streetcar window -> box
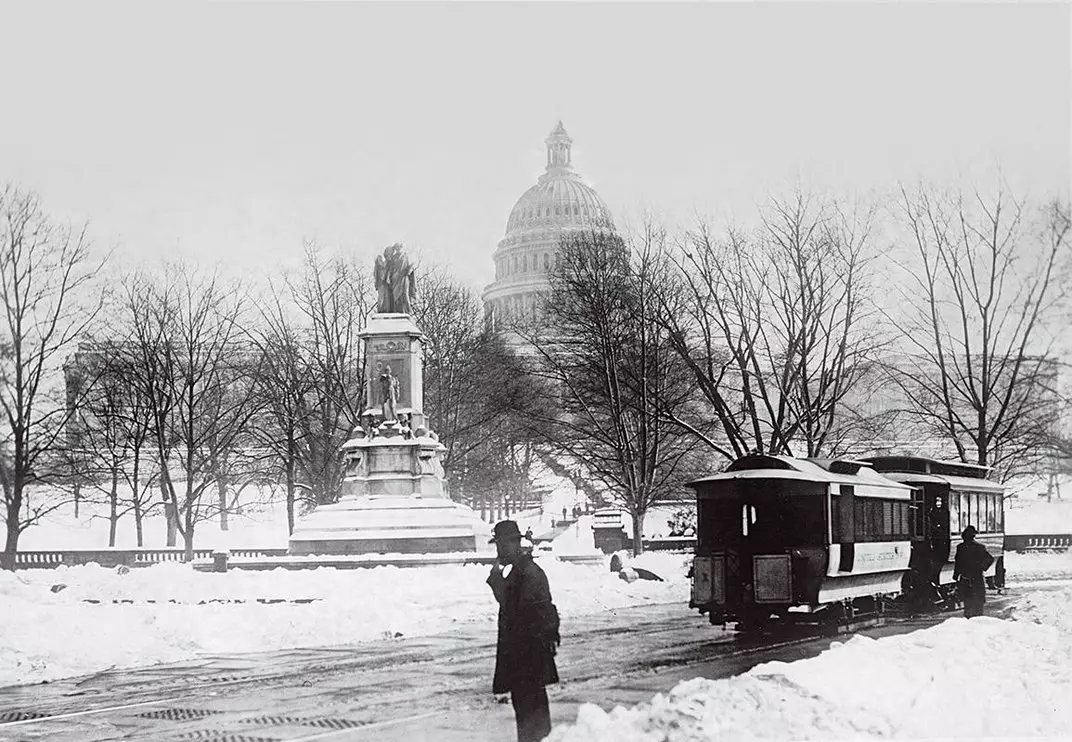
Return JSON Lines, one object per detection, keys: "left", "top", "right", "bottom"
{"left": 950, "top": 494, "right": 962, "bottom": 534}
{"left": 997, "top": 497, "right": 1004, "bottom": 530}
{"left": 784, "top": 497, "right": 826, "bottom": 546}
{"left": 882, "top": 502, "right": 894, "bottom": 535}
{"left": 696, "top": 498, "right": 745, "bottom": 549}
{"left": 833, "top": 486, "right": 855, "bottom": 543}
{"left": 910, "top": 488, "right": 925, "bottom": 538}
{"left": 854, "top": 500, "right": 868, "bottom": 540}
{"left": 854, "top": 500, "right": 884, "bottom": 542}
{"left": 972, "top": 494, "right": 981, "bottom": 532}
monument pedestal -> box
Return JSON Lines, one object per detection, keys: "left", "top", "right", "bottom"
{"left": 288, "top": 494, "right": 488, "bottom": 555}
{"left": 288, "top": 301, "right": 488, "bottom": 557}
{"left": 288, "top": 430, "right": 489, "bottom": 555}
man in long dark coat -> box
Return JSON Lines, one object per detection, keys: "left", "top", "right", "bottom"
{"left": 953, "top": 525, "right": 994, "bottom": 618}
{"left": 487, "top": 520, "right": 560, "bottom": 742}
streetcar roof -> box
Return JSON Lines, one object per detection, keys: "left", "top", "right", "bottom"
{"left": 688, "top": 454, "right": 913, "bottom": 493}
{"left": 876, "top": 472, "right": 1005, "bottom": 495}
{"left": 861, "top": 455, "right": 993, "bottom": 478}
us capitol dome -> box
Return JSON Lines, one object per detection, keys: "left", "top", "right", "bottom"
{"left": 483, "top": 121, "right": 616, "bottom": 327}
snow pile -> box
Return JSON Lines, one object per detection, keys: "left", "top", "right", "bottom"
{"left": 0, "top": 555, "right": 688, "bottom": 687}
{"left": 1004, "top": 549, "right": 1072, "bottom": 582}
{"left": 548, "top": 591, "right": 1072, "bottom": 741}
{"left": 1007, "top": 583, "right": 1072, "bottom": 634}
{"left": 551, "top": 515, "right": 602, "bottom": 555}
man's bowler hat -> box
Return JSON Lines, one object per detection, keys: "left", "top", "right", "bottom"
{"left": 962, "top": 525, "right": 978, "bottom": 539}
{"left": 490, "top": 520, "right": 523, "bottom": 544}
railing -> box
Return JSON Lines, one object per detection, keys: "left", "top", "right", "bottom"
{"left": 12, "top": 548, "right": 289, "bottom": 569}
{"left": 643, "top": 537, "right": 697, "bottom": 552}
{"left": 1004, "top": 534, "right": 1072, "bottom": 552}
{"left": 16, "top": 535, "right": 1063, "bottom": 568}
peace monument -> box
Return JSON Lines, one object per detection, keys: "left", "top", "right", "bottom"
{"left": 288, "top": 244, "right": 488, "bottom": 555}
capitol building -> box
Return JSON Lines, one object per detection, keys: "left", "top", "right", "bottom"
{"left": 482, "top": 122, "right": 617, "bottom": 328}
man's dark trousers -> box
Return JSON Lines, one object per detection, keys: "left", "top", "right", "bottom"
{"left": 510, "top": 685, "right": 551, "bottom": 742}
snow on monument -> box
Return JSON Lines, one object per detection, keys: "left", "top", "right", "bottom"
{"left": 288, "top": 244, "right": 489, "bottom": 555}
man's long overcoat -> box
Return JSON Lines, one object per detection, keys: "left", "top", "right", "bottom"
{"left": 487, "top": 554, "right": 560, "bottom": 694}
{"left": 954, "top": 540, "right": 994, "bottom": 604}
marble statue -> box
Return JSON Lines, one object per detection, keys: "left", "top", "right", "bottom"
{"left": 373, "top": 243, "right": 417, "bottom": 314}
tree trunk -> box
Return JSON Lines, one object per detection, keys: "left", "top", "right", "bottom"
{"left": 74, "top": 482, "right": 81, "bottom": 519}
{"left": 134, "top": 499, "right": 144, "bottom": 547}
{"left": 184, "top": 525, "right": 195, "bottom": 562}
{"left": 217, "top": 478, "right": 229, "bottom": 532}
{"left": 285, "top": 456, "right": 298, "bottom": 536}
{"left": 2, "top": 501, "right": 19, "bottom": 570}
{"left": 108, "top": 472, "right": 119, "bottom": 547}
{"left": 160, "top": 475, "right": 178, "bottom": 547}
{"left": 631, "top": 509, "right": 645, "bottom": 556}
{"left": 165, "top": 502, "right": 178, "bottom": 547}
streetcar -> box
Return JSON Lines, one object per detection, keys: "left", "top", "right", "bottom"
{"left": 688, "top": 454, "right": 1006, "bottom": 630}
{"left": 862, "top": 456, "right": 1005, "bottom": 607}
{"left": 689, "top": 455, "right": 915, "bottom": 630}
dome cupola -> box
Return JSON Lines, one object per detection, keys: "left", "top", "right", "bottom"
{"left": 483, "top": 122, "right": 616, "bottom": 330}
{"left": 503, "top": 121, "right": 615, "bottom": 237}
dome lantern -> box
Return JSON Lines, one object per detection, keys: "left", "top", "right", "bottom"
{"left": 545, "top": 120, "right": 573, "bottom": 170}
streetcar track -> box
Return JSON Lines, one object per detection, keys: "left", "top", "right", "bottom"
{"left": 0, "top": 592, "right": 1020, "bottom": 740}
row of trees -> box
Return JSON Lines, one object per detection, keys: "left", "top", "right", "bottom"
{"left": 0, "top": 182, "right": 538, "bottom": 565}
{"left": 511, "top": 186, "right": 1071, "bottom": 552}
{"left": 1, "top": 181, "right": 1069, "bottom": 563}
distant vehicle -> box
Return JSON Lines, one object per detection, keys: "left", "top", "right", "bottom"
{"left": 688, "top": 455, "right": 1005, "bottom": 631}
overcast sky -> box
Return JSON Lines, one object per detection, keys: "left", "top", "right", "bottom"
{"left": 0, "top": 1, "right": 1068, "bottom": 293}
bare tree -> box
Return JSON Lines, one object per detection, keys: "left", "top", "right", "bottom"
{"left": 121, "top": 264, "right": 259, "bottom": 560}
{"left": 519, "top": 228, "right": 698, "bottom": 554}
{"left": 412, "top": 266, "right": 547, "bottom": 508}
{"left": 287, "top": 247, "right": 369, "bottom": 506}
{"left": 63, "top": 341, "right": 158, "bottom": 546}
{"left": 887, "top": 185, "right": 1070, "bottom": 479}
{"left": 249, "top": 286, "right": 316, "bottom": 535}
{"left": 412, "top": 267, "right": 483, "bottom": 471}
{"left": 658, "top": 191, "right": 885, "bottom": 460}
{"left": 0, "top": 187, "right": 106, "bottom": 568}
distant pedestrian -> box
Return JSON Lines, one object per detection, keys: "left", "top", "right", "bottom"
{"left": 486, "top": 520, "right": 560, "bottom": 742}
{"left": 953, "top": 525, "right": 994, "bottom": 618}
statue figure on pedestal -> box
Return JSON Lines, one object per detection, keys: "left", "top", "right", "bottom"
{"left": 380, "top": 365, "right": 400, "bottom": 422}
{"left": 373, "top": 243, "right": 418, "bottom": 314}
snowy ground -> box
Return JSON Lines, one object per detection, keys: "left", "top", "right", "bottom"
{"left": 546, "top": 552, "right": 1072, "bottom": 742}
{"left": 0, "top": 552, "right": 689, "bottom": 688}
{"left": 9, "top": 492, "right": 1072, "bottom": 739}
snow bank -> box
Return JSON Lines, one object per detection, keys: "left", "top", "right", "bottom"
{"left": 548, "top": 584, "right": 1072, "bottom": 741}
{"left": 0, "top": 555, "right": 688, "bottom": 688}
{"left": 1004, "top": 549, "right": 1072, "bottom": 581}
